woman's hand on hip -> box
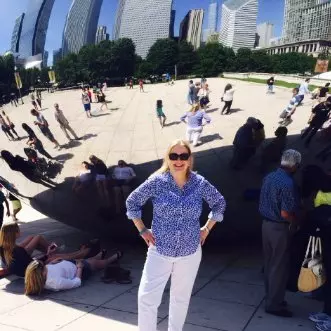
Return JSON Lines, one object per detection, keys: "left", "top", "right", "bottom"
{"left": 200, "top": 228, "right": 209, "bottom": 246}
{"left": 141, "top": 230, "right": 155, "bottom": 247}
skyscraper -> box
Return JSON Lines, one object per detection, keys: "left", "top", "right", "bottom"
{"left": 219, "top": 0, "right": 258, "bottom": 52}
{"left": 257, "top": 22, "right": 274, "bottom": 48}
{"left": 53, "top": 48, "right": 62, "bottom": 65}
{"left": 204, "top": 1, "right": 219, "bottom": 42}
{"left": 180, "top": 9, "right": 204, "bottom": 50}
{"left": 62, "top": 0, "right": 103, "bottom": 56}
{"left": 170, "top": 9, "right": 176, "bottom": 38}
{"left": 96, "top": 26, "right": 109, "bottom": 44}
{"left": 43, "top": 50, "right": 48, "bottom": 67}
{"left": 282, "top": 0, "right": 331, "bottom": 44}
{"left": 114, "top": 0, "right": 173, "bottom": 58}
{"left": 19, "top": 0, "right": 55, "bottom": 58}
{"left": 11, "top": 13, "right": 25, "bottom": 53}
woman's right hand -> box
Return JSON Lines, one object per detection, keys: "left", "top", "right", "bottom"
{"left": 141, "top": 229, "right": 155, "bottom": 247}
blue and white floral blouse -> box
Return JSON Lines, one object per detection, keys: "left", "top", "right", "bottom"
{"left": 126, "top": 171, "right": 226, "bottom": 257}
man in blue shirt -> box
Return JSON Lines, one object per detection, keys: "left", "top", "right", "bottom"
{"left": 259, "top": 149, "right": 301, "bottom": 318}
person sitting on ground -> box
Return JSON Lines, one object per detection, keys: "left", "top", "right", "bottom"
{"left": 24, "top": 250, "right": 122, "bottom": 294}
{"left": 112, "top": 160, "right": 136, "bottom": 214}
{"left": 0, "top": 223, "right": 102, "bottom": 278}
{"left": 231, "top": 117, "right": 258, "bottom": 170}
{"left": 72, "top": 162, "right": 93, "bottom": 194}
{"left": 260, "top": 127, "right": 288, "bottom": 172}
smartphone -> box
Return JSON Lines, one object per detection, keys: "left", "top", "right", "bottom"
{"left": 49, "top": 243, "right": 58, "bottom": 250}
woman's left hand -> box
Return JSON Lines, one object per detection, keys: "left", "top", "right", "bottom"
{"left": 200, "top": 228, "right": 209, "bottom": 246}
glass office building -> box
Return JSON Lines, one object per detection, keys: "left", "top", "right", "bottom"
{"left": 62, "top": 0, "right": 103, "bottom": 56}
{"left": 11, "top": 13, "right": 25, "bottom": 53}
{"left": 19, "top": 0, "right": 55, "bottom": 58}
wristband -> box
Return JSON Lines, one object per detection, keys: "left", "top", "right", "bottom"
{"left": 139, "top": 227, "right": 148, "bottom": 236}
{"left": 203, "top": 226, "right": 210, "bottom": 234}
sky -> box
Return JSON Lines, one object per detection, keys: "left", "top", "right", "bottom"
{"left": 0, "top": 0, "right": 285, "bottom": 65}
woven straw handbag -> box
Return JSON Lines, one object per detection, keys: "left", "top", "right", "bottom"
{"left": 298, "top": 236, "right": 326, "bottom": 293}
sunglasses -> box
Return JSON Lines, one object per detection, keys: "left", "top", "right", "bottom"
{"left": 169, "top": 153, "right": 190, "bottom": 161}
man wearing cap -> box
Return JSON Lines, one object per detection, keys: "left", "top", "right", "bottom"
{"left": 54, "top": 103, "right": 80, "bottom": 142}
{"left": 259, "top": 149, "right": 302, "bottom": 318}
{"left": 301, "top": 96, "right": 331, "bottom": 147}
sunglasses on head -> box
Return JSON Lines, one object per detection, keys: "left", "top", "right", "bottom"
{"left": 169, "top": 153, "right": 190, "bottom": 161}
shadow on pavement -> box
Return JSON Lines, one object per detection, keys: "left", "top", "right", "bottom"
{"left": 164, "top": 121, "right": 181, "bottom": 127}
{"left": 81, "top": 133, "right": 98, "bottom": 140}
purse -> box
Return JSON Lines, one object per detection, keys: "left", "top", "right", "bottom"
{"left": 298, "top": 236, "right": 326, "bottom": 292}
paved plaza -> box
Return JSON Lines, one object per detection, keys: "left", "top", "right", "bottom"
{"left": 0, "top": 204, "right": 322, "bottom": 331}
{"left": 0, "top": 78, "right": 320, "bottom": 240}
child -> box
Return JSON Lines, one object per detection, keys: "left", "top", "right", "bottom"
{"left": 156, "top": 100, "right": 166, "bottom": 128}
{"left": 279, "top": 87, "right": 300, "bottom": 126}
{"left": 139, "top": 79, "right": 144, "bottom": 92}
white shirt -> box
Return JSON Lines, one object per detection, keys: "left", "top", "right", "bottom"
{"left": 45, "top": 261, "right": 81, "bottom": 291}
{"left": 223, "top": 89, "right": 235, "bottom": 102}
{"left": 112, "top": 166, "right": 136, "bottom": 180}
{"left": 299, "top": 82, "right": 310, "bottom": 96}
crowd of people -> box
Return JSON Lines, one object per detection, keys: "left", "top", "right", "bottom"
{"left": 1, "top": 76, "right": 331, "bottom": 331}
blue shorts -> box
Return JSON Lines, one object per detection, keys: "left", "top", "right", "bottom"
{"left": 83, "top": 104, "right": 91, "bottom": 111}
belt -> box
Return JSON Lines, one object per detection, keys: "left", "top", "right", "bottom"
{"left": 263, "top": 218, "right": 290, "bottom": 225}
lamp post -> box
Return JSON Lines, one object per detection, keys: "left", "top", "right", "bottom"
{"left": 14, "top": 66, "right": 24, "bottom": 104}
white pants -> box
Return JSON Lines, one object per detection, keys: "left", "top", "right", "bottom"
{"left": 186, "top": 127, "right": 203, "bottom": 146}
{"left": 138, "top": 246, "right": 202, "bottom": 331}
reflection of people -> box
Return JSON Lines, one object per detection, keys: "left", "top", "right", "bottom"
{"left": 89, "top": 155, "right": 110, "bottom": 205}
{"left": 112, "top": 160, "right": 136, "bottom": 214}
{"left": 72, "top": 162, "right": 92, "bottom": 194}
{"left": 180, "top": 104, "right": 211, "bottom": 147}
{"left": 1, "top": 150, "right": 57, "bottom": 189}
{"left": 31, "top": 109, "right": 60, "bottom": 149}
{"left": 25, "top": 251, "right": 121, "bottom": 295}
{"left": 54, "top": 103, "right": 80, "bottom": 142}
{"left": 8, "top": 193, "right": 22, "bottom": 222}
{"left": 22, "top": 123, "right": 53, "bottom": 160}
{"left": 0, "top": 184, "right": 10, "bottom": 228}
{"left": 126, "top": 140, "right": 226, "bottom": 331}
{"left": 259, "top": 149, "right": 301, "bottom": 318}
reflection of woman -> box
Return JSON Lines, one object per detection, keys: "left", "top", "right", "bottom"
{"left": 126, "top": 140, "right": 226, "bottom": 331}
{"left": 180, "top": 104, "right": 211, "bottom": 147}
{"left": 72, "top": 162, "right": 92, "bottom": 194}
{"left": 112, "top": 160, "right": 136, "bottom": 214}
{"left": 89, "top": 155, "right": 110, "bottom": 205}
{"left": 1, "top": 150, "right": 57, "bottom": 189}
{"left": 302, "top": 166, "right": 331, "bottom": 328}
{"left": 221, "top": 84, "right": 235, "bottom": 115}
{"left": 22, "top": 123, "right": 53, "bottom": 159}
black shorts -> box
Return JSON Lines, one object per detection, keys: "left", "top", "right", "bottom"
{"left": 68, "top": 260, "right": 92, "bottom": 280}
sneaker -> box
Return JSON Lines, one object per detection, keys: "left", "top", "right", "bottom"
{"left": 316, "top": 321, "right": 331, "bottom": 331}
{"left": 309, "top": 313, "right": 331, "bottom": 323}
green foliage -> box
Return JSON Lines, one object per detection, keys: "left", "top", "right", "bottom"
{"left": 146, "top": 39, "right": 179, "bottom": 75}
{"left": 177, "top": 41, "right": 198, "bottom": 75}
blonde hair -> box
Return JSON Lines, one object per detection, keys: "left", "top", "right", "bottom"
{"left": 0, "top": 223, "right": 20, "bottom": 266}
{"left": 25, "top": 260, "right": 46, "bottom": 295}
{"left": 154, "top": 139, "right": 193, "bottom": 178}
{"left": 190, "top": 104, "right": 200, "bottom": 112}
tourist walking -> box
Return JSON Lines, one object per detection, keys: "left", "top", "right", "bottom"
{"left": 180, "top": 104, "right": 211, "bottom": 147}
{"left": 266, "top": 76, "right": 275, "bottom": 94}
{"left": 89, "top": 155, "right": 110, "bottom": 206}
{"left": 87, "top": 87, "right": 92, "bottom": 103}
{"left": 126, "top": 139, "right": 226, "bottom": 331}
{"left": 98, "top": 90, "right": 108, "bottom": 111}
{"left": 0, "top": 114, "right": 15, "bottom": 141}
{"left": 0, "top": 184, "right": 10, "bottom": 229}
{"left": 81, "top": 89, "right": 92, "bottom": 118}
{"left": 298, "top": 78, "right": 311, "bottom": 105}
{"left": 139, "top": 80, "right": 144, "bottom": 92}
{"left": 31, "top": 109, "right": 61, "bottom": 149}
{"left": 22, "top": 123, "right": 53, "bottom": 159}
{"left": 198, "top": 84, "right": 210, "bottom": 110}
{"left": 193, "top": 82, "right": 201, "bottom": 103}
{"left": 279, "top": 88, "right": 301, "bottom": 126}
{"left": 30, "top": 92, "right": 39, "bottom": 111}
{"left": 187, "top": 80, "right": 195, "bottom": 105}
{"left": 2, "top": 111, "right": 20, "bottom": 139}
{"left": 54, "top": 103, "right": 80, "bottom": 142}
{"left": 129, "top": 79, "right": 133, "bottom": 89}
{"left": 36, "top": 90, "right": 42, "bottom": 109}
{"left": 156, "top": 100, "right": 166, "bottom": 128}
{"left": 301, "top": 96, "right": 331, "bottom": 147}
{"left": 10, "top": 93, "right": 18, "bottom": 107}
{"left": 221, "top": 84, "right": 235, "bottom": 114}
{"left": 259, "top": 149, "right": 301, "bottom": 318}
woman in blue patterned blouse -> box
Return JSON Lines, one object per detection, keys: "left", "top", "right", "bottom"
{"left": 126, "top": 139, "right": 226, "bottom": 331}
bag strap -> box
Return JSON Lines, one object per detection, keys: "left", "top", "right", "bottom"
{"left": 315, "top": 237, "right": 322, "bottom": 256}
{"left": 304, "top": 236, "right": 313, "bottom": 259}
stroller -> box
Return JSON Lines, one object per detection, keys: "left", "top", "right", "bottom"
{"left": 24, "top": 148, "right": 63, "bottom": 179}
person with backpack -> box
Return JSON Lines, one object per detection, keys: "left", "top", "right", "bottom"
{"left": 267, "top": 76, "right": 275, "bottom": 94}
{"left": 81, "top": 88, "right": 92, "bottom": 118}
{"left": 30, "top": 109, "right": 60, "bottom": 149}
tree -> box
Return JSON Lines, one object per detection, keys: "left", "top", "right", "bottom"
{"left": 177, "top": 41, "right": 198, "bottom": 76}
{"left": 235, "top": 48, "right": 253, "bottom": 72}
{"left": 55, "top": 53, "right": 82, "bottom": 84}
{"left": 146, "top": 39, "right": 179, "bottom": 75}
{"left": 251, "top": 50, "right": 272, "bottom": 73}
